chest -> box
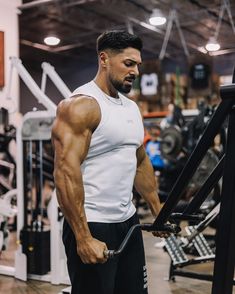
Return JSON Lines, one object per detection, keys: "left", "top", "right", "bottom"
{"left": 90, "top": 103, "right": 144, "bottom": 152}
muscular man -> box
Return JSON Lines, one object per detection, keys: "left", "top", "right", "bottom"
{"left": 52, "top": 30, "right": 163, "bottom": 294}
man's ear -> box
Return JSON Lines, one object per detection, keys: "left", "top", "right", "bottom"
{"left": 100, "top": 52, "right": 108, "bottom": 67}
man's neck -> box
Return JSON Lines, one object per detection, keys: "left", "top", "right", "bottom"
{"left": 93, "top": 75, "right": 118, "bottom": 98}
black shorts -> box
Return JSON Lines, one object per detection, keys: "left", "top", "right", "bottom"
{"left": 62, "top": 213, "right": 148, "bottom": 294}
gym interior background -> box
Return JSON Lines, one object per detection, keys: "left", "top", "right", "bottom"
{"left": 1, "top": 0, "right": 235, "bottom": 293}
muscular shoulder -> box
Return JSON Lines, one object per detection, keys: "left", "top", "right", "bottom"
{"left": 55, "top": 95, "right": 101, "bottom": 134}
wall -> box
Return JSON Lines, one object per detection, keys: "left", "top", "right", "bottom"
{"left": 0, "top": 0, "right": 21, "bottom": 124}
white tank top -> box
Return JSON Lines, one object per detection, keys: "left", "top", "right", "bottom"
{"left": 72, "top": 81, "right": 144, "bottom": 222}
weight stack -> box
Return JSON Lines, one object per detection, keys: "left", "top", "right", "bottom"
{"left": 20, "top": 228, "right": 50, "bottom": 275}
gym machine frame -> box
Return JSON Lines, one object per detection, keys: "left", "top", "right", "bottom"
{"left": 106, "top": 69, "right": 235, "bottom": 294}
{"left": 40, "top": 62, "right": 71, "bottom": 98}
{"left": 2, "top": 57, "right": 70, "bottom": 285}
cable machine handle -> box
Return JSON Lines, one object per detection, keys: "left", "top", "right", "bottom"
{"left": 103, "top": 222, "right": 180, "bottom": 259}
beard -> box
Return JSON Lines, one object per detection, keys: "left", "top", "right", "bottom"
{"left": 110, "top": 76, "right": 134, "bottom": 94}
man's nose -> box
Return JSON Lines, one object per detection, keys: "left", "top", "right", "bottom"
{"left": 134, "top": 65, "right": 139, "bottom": 76}
{"left": 130, "top": 65, "right": 139, "bottom": 77}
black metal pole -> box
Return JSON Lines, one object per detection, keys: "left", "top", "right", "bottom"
{"left": 23, "top": 141, "right": 29, "bottom": 228}
{"left": 152, "top": 98, "right": 234, "bottom": 227}
{"left": 212, "top": 108, "right": 235, "bottom": 294}
{"left": 184, "top": 155, "right": 224, "bottom": 214}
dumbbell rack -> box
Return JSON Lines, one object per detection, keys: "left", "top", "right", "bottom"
{"left": 165, "top": 226, "right": 215, "bottom": 282}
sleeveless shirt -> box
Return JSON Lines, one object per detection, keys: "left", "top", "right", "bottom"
{"left": 72, "top": 81, "right": 144, "bottom": 222}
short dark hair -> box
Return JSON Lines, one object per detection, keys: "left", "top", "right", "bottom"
{"left": 96, "top": 30, "right": 143, "bottom": 53}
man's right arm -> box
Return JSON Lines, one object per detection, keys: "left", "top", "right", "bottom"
{"left": 51, "top": 96, "right": 108, "bottom": 264}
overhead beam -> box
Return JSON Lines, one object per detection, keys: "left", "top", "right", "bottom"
{"left": 209, "top": 47, "right": 235, "bottom": 56}
{"left": 18, "top": 0, "right": 57, "bottom": 10}
{"left": 64, "top": 0, "right": 101, "bottom": 8}
{"left": 18, "top": 0, "right": 99, "bottom": 10}
{"left": 20, "top": 38, "right": 94, "bottom": 52}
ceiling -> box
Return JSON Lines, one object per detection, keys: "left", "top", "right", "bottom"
{"left": 18, "top": 0, "right": 235, "bottom": 69}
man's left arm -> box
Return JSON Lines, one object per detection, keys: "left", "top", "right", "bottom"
{"left": 134, "top": 145, "right": 162, "bottom": 218}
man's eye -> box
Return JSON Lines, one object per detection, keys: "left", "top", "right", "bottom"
{"left": 125, "top": 62, "right": 133, "bottom": 67}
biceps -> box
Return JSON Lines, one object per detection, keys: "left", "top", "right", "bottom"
{"left": 54, "top": 131, "right": 91, "bottom": 171}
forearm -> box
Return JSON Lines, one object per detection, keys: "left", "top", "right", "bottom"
{"left": 134, "top": 154, "right": 161, "bottom": 217}
{"left": 54, "top": 167, "right": 91, "bottom": 243}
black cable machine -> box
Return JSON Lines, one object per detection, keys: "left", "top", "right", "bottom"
{"left": 20, "top": 115, "right": 54, "bottom": 276}
{"left": 105, "top": 68, "right": 235, "bottom": 294}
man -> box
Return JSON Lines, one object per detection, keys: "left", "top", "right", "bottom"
{"left": 52, "top": 30, "right": 164, "bottom": 294}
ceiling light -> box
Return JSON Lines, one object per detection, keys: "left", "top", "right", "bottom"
{"left": 149, "top": 9, "right": 166, "bottom": 26}
{"left": 205, "top": 37, "right": 220, "bottom": 52}
{"left": 44, "top": 36, "right": 60, "bottom": 46}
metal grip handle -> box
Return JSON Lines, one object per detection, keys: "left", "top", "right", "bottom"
{"left": 156, "top": 223, "right": 181, "bottom": 234}
{"left": 103, "top": 222, "right": 181, "bottom": 259}
{"left": 141, "top": 223, "right": 181, "bottom": 234}
{"left": 103, "top": 249, "right": 115, "bottom": 259}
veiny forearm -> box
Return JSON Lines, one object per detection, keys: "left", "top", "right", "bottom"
{"left": 134, "top": 155, "right": 161, "bottom": 217}
{"left": 54, "top": 165, "right": 92, "bottom": 242}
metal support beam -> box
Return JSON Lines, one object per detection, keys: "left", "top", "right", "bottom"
{"left": 212, "top": 73, "right": 235, "bottom": 294}
{"left": 18, "top": 0, "right": 56, "bottom": 10}
{"left": 126, "top": 20, "right": 134, "bottom": 34}
{"left": 184, "top": 155, "right": 224, "bottom": 214}
{"left": 159, "top": 9, "right": 189, "bottom": 60}
{"left": 214, "top": 0, "right": 235, "bottom": 40}
{"left": 18, "top": 0, "right": 99, "bottom": 10}
{"left": 225, "top": 0, "right": 235, "bottom": 33}
{"left": 212, "top": 108, "right": 235, "bottom": 294}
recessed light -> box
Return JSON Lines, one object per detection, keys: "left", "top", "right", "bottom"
{"left": 205, "top": 37, "right": 220, "bottom": 52}
{"left": 44, "top": 36, "right": 60, "bottom": 46}
{"left": 149, "top": 9, "right": 166, "bottom": 26}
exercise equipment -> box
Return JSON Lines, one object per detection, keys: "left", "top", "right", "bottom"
{"left": 103, "top": 68, "right": 235, "bottom": 294}
{"left": 190, "top": 149, "right": 220, "bottom": 195}
{"left": 0, "top": 108, "right": 17, "bottom": 256}
{"left": 41, "top": 62, "right": 71, "bottom": 98}
{"left": 16, "top": 110, "right": 69, "bottom": 283}
{"left": 0, "top": 57, "right": 69, "bottom": 285}
{"left": 20, "top": 138, "right": 51, "bottom": 275}
{"left": 158, "top": 101, "right": 223, "bottom": 204}
{"left": 104, "top": 223, "right": 180, "bottom": 259}
{"left": 0, "top": 107, "right": 9, "bottom": 130}
{"left": 0, "top": 189, "right": 17, "bottom": 252}
{"left": 159, "top": 126, "right": 183, "bottom": 161}
{"left": 159, "top": 103, "right": 223, "bottom": 163}
{"left": 165, "top": 204, "right": 220, "bottom": 282}
{"left": 6, "top": 57, "right": 56, "bottom": 116}
{"left": 15, "top": 65, "right": 68, "bottom": 285}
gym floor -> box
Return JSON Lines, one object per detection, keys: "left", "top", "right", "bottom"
{"left": 0, "top": 213, "right": 234, "bottom": 294}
